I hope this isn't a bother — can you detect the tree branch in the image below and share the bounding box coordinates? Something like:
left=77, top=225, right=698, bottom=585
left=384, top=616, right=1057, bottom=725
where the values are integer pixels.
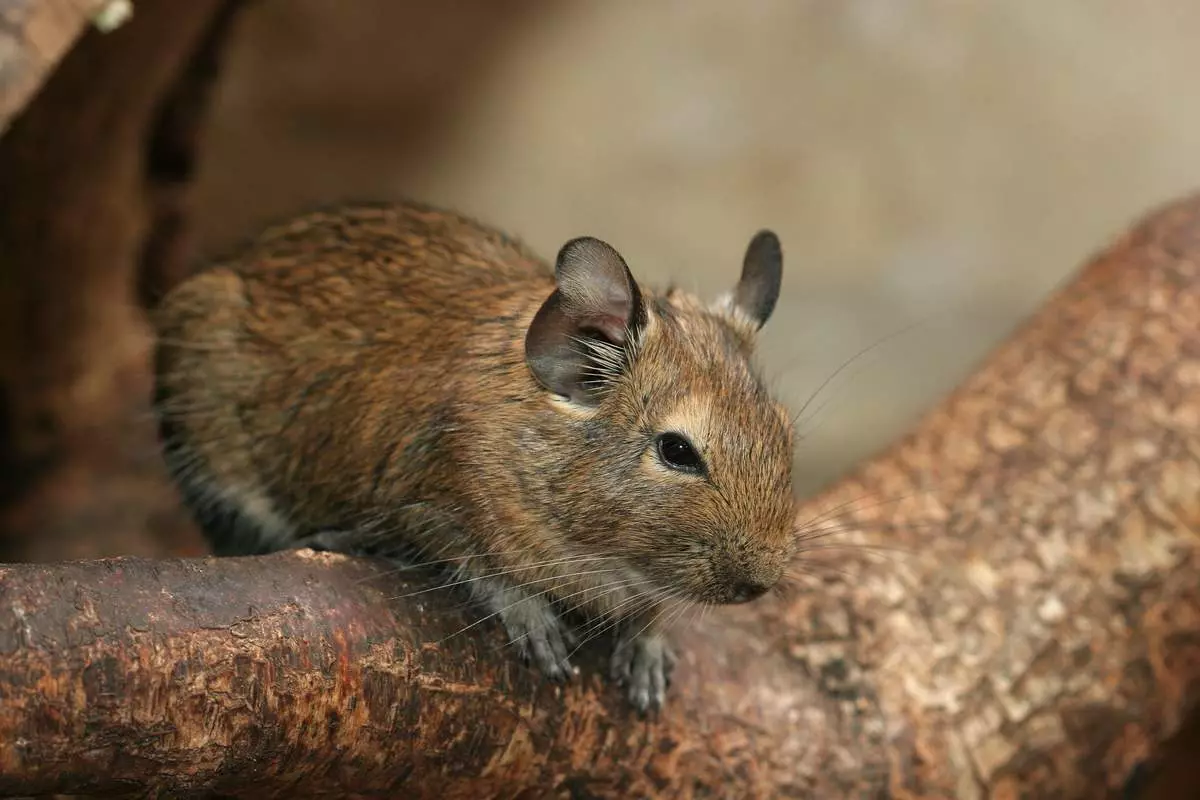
left=1, top=194, right=1199, bottom=797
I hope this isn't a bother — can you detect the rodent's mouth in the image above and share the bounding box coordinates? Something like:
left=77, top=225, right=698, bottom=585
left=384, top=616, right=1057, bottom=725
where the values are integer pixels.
left=623, top=557, right=780, bottom=607
left=714, top=579, right=774, bottom=605
left=697, top=559, right=784, bottom=605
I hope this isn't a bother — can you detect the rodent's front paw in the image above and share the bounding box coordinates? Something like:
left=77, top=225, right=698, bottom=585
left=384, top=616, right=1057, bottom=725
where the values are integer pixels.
left=610, top=630, right=676, bottom=713
left=493, top=593, right=578, bottom=683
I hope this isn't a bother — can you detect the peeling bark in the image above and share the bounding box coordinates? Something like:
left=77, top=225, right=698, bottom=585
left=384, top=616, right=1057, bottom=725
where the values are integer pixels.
left=0, top=195, right=1198, bottom=796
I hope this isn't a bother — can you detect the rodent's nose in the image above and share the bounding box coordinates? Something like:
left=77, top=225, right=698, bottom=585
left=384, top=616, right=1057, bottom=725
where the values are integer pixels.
left=727, top=580, right=771, bottom=604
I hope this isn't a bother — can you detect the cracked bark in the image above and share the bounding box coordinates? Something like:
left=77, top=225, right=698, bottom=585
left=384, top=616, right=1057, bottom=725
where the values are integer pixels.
left=0, top=194, right=1197, bottom=797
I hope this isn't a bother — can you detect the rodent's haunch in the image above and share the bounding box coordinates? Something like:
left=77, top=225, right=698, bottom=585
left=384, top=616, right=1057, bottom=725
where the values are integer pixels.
left=152, top=201, right=797, bottom=711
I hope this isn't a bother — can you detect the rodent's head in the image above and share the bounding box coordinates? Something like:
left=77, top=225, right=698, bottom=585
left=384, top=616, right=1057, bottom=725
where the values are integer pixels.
left=524, top=231, right=795, bottom=606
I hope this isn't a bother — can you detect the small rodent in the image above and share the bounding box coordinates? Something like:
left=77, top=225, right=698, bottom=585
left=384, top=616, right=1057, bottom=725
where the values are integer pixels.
left=152, top=200, right=796, bottom=712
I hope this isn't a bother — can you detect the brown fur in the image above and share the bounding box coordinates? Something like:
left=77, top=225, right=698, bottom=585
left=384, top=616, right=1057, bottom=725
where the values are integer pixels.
left=152, top=200, right=795, bottom=711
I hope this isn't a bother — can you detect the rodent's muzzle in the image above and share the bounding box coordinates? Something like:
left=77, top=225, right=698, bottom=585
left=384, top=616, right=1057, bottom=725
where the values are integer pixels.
left=723, top=579, right=773, bottom=604
left=709, top=558, right=781, bottom=604
left=705, top=541, right=786, bottom=604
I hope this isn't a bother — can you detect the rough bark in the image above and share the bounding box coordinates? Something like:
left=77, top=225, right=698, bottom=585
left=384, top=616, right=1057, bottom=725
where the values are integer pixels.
left=0, top=194, right=1198, bottom=797
left=0, top=0, right=243, bottom=559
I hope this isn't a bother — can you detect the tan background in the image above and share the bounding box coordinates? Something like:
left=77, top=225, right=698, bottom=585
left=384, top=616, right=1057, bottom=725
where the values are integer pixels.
left=192, top=0, right=1200, bottom=496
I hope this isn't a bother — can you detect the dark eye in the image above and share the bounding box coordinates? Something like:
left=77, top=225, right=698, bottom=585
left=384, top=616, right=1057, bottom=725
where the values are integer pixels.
left=656, top=432, right=705, bottom=474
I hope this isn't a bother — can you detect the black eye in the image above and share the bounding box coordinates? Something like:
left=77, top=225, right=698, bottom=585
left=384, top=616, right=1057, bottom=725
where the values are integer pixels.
left=656, top=432, right=705, bottom=473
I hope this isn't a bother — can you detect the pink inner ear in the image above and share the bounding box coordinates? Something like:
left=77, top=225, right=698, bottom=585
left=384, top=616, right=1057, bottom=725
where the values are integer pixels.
left=585, top=313, right=628, bottom=345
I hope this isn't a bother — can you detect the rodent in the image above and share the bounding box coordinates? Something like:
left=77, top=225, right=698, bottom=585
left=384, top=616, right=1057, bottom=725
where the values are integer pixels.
left=151, top=200, right=797, bottom=712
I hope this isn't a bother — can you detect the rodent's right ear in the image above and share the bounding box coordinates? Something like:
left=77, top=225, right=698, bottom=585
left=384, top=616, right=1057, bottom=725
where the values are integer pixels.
left=733, top=230, right=783, bottom=330
left=525, top=237, right=646, bottom=406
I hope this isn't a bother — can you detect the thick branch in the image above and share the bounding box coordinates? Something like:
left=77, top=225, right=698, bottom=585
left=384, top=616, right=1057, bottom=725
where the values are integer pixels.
left=0, top=195, right=1198, bottom=797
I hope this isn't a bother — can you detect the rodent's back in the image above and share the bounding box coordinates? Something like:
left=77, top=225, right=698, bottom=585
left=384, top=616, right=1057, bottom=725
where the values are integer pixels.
left=153, top=202, right=555, bottom=553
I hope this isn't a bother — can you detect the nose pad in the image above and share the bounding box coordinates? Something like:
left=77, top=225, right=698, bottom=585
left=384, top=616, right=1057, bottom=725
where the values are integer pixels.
left=727, top=580, right=771, bottom=604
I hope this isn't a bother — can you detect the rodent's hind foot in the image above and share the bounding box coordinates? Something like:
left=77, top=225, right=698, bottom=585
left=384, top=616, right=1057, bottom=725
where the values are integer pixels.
left=610, top=628, right=677, bottom=714
left=478, top=581, right=578, bottom=683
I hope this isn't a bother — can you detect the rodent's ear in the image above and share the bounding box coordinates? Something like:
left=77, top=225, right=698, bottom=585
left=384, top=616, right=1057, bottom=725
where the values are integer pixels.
left=733, top=230, right=783, bottom=329
left=525, top=236, right=646, bottom=406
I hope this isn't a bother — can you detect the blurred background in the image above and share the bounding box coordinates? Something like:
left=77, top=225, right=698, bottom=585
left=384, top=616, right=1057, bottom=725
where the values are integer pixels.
left=193, top=0, right=1200, bottom=497
left=6, top=0, right=1200, bottom=560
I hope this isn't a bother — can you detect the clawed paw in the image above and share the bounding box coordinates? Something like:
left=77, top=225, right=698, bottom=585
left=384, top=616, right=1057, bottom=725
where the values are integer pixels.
left=498, top=597, right=578, bottom=683
left=610, top=631, right=676, bottom=713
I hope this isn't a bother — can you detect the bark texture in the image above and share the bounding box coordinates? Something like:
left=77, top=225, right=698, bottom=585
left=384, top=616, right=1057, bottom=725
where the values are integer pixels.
left=0, top=194, right=1198, bottom=797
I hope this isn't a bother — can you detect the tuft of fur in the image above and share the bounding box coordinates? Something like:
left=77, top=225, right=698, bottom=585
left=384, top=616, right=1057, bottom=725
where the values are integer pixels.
left=152, top=200, right=796, bottom=712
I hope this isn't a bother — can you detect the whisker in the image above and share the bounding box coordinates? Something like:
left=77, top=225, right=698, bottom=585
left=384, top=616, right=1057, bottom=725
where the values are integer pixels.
left=660, top=593, right=693, bottom=635
left=566, top=585, right=665, bottom=658
left=622, top=593, right=687, bottom=651
left=572, top=584, right=662, bottom=645
left=502, top=577, right=648, bottom=654
left=793, top=520, right=945, bottom=546
left=790, top=317, right=930, bottom=431
left=784, top=562, right=856, bottom=581
left=387, top=561, right=625, bottom=601
left=366, top=549, right=620, bottom=586
left=432, top=581, right=567, bottom=647
left=794, top=489, right=925, bottom=532
left=794, top=541, right=915, bottom=558
left=793, top=487, right=948, bottom=535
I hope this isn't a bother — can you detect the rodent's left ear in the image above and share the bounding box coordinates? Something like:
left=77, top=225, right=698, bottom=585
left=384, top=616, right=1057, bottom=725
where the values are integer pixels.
left=525, top=237, right=647, bottom=406
left=732, top=230, right=783, bottom=329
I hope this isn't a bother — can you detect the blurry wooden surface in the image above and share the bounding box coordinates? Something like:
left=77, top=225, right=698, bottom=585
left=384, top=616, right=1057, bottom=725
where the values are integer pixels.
left=0, top=0, right=244, bottom=560
left=0, top=0, right=108, bottom=135
left=188, top=0, right=560, bottom=250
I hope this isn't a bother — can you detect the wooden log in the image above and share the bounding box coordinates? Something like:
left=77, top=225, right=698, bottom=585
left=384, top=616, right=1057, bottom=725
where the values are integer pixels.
left=0, top=192, right=1198, bottom=797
